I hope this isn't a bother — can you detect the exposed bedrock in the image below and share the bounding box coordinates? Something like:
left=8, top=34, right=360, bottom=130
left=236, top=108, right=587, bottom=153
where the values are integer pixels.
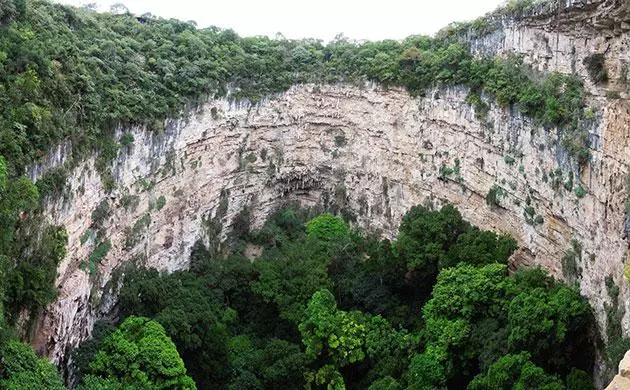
left=32, top=84, right=628, bottom=369
left=25, top=0, right=630, bottom=380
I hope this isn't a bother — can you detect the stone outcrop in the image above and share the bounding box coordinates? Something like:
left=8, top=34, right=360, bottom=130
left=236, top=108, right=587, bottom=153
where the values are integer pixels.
left=33, top=83, right=628, bottom=371
left=606, top=350, right=630, bottom=389
left=27, top=0, right=629, bottom=384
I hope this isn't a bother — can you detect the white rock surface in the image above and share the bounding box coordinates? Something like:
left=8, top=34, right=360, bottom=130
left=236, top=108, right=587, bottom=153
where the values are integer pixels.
left=26, top=0, right=629, bottom=383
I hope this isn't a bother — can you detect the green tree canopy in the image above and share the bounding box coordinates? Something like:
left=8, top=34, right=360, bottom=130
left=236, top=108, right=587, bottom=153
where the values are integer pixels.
left=0, top=340, right=65, bottom=390
left=468, top=352, right=563, bottom=390
left=87, top=316, right=196, bottom=389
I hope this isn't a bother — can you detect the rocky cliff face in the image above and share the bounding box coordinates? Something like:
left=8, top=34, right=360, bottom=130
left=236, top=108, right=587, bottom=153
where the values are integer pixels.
left=606, top=350, right=630, bottom=389
left=29, top=0, right=629, bottom=381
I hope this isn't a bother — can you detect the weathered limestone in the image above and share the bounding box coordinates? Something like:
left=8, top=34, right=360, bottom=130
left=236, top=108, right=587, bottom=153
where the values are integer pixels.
left=25, top=0, right=629, bottom=383
left=606, top=350, right=630, bottom=389
left=32, top=83, right=628, bottom=370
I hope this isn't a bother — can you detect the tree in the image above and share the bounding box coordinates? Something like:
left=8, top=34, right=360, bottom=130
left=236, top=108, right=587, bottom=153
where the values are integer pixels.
left=305, top=213, right=349, bottom=242
left=88, top=316, right=196, bottom=389
left=77, top=375, right=124, bottom=390
left=117, top=268, right=231, bottom=388
left=369, top=376, right=401, bottom=390
left=252, top=240, right=333, bottom=323
left=468, top=352, right=563, bottom=390
left=299, top=289, right=367, bottom=366
left=109, top=3, right=129, bottom=15
left=406, top=346, right=448, bottom=390
left=396, top=204, right=469, bottom=270
left=565, top=368, right=594, bottom=390
left=507, top=286, right=594, bottom=375
left=0, top=340, right=65, bottom=390
left=299, top=290, right=410, bottom=388
left=227, top=336, right=307, bottom=389
left=442, top=228, right=517, bottom=269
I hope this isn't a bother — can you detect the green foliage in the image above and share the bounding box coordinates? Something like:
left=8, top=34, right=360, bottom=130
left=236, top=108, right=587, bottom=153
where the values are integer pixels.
left=468, top=352, right=563, bottom=390
left=566, top=368, right=595, bottom=390
left=299, top=289, right=409, bottom=367
left=369, top=376, right=401, bottom=390
left=156, top=195, right=167, bottom=211
left=603, top=272, right=630, bottom=381
left=91, top=199, right=111, bottom=230
left=0, top=0, right=594, bottom=336
left=562, top=239, right=582, bottom=285
left=485, top=184, right=506, bottom=207
left=0, top=340, right=65, bottom=390
left=120, top=132, right=135, bottom=147
left=407, top=345, right=448, bottom=390
left=419, top=261, right=595, bottom=387
left=227, top=336, right=307, bottom=390
left=252, top=238, right=334, bottom=323
left=507, top=285, right=593, bottom=373
left=564, top=171, right=574, bottom=191
left=71, top=320, right=116, bottom=386
left=305, top=213, right=349, bottom=241
left=465, top=92, right=489, bottom=120
left=575, top=185, right=587, bottom=198
left=76, top=375, right=124, bottom=390
left=395, top=204, right=469, bottom=272
left=5, top=225, right=67, bottom=322
left=84, top=239, right=111, bottom=276
left=93, top=204, right=595, bottom=389
left=117, top=252, right=263, bottom=388
left=120, top=194, right=140, bottom=211
left=334, top=134, right=347, bottom=147
left=87, top=316, right=196, bottom=389
left=125, top=214, right=151, bottom=249
left=35, top=166, right=69, bottom=199
left=443, top=228, right=517, bottom=269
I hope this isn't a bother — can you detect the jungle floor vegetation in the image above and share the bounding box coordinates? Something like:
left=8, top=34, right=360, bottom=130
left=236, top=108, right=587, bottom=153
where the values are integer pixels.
left=63, top=204, right=598, bottom=390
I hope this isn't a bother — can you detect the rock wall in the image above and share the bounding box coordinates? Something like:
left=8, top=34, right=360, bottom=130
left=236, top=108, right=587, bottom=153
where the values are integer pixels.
left=29, top=0, right=629, bottom=382
left=33, top=83, right=628, bottom=367
left=606, top=350, right=630, bottom=389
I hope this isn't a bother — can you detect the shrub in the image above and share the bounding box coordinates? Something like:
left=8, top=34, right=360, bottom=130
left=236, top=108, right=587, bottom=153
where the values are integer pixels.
left=156, top=195, right=166, bottom=210
left=562, top=239, right=582, bottom=284
left=486, top=185, right=506, bottom=207
left=120, top=132, right=135, bottom=147
left=85, top=240, right=112, bottom=276
left=121, top=194, right=140, bottom=211
left=91, top=199, right=111, bottom=229
left=574, top=185, right=586, bottom=198
left=334, top=134, right=347, bottom=147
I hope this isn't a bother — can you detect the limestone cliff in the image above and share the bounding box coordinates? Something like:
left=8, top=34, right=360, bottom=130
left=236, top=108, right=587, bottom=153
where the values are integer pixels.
left=606, top=350, right=630, bottom=389
left=28, top=0, right=629, bottom=382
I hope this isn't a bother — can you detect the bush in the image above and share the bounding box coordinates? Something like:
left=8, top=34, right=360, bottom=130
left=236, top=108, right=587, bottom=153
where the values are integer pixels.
left=574, top=185, right=587, bottom=198
left=120, top=132, right=135, bottom=147
left=485, top=184, right=506, bottom=207
left=156, top=195, right=167, bottom=210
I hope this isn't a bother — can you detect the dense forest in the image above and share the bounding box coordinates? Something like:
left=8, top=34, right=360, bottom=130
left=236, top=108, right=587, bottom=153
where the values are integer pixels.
left=60, top=204, right=595, bottom=389
left=0, top=0, right=611, bottom=388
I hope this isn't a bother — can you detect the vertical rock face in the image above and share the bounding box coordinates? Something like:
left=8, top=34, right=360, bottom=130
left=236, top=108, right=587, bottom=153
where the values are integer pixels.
left=29, top=0, right=628, bottom=378
left=606, top=350, right=630, bottom=389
